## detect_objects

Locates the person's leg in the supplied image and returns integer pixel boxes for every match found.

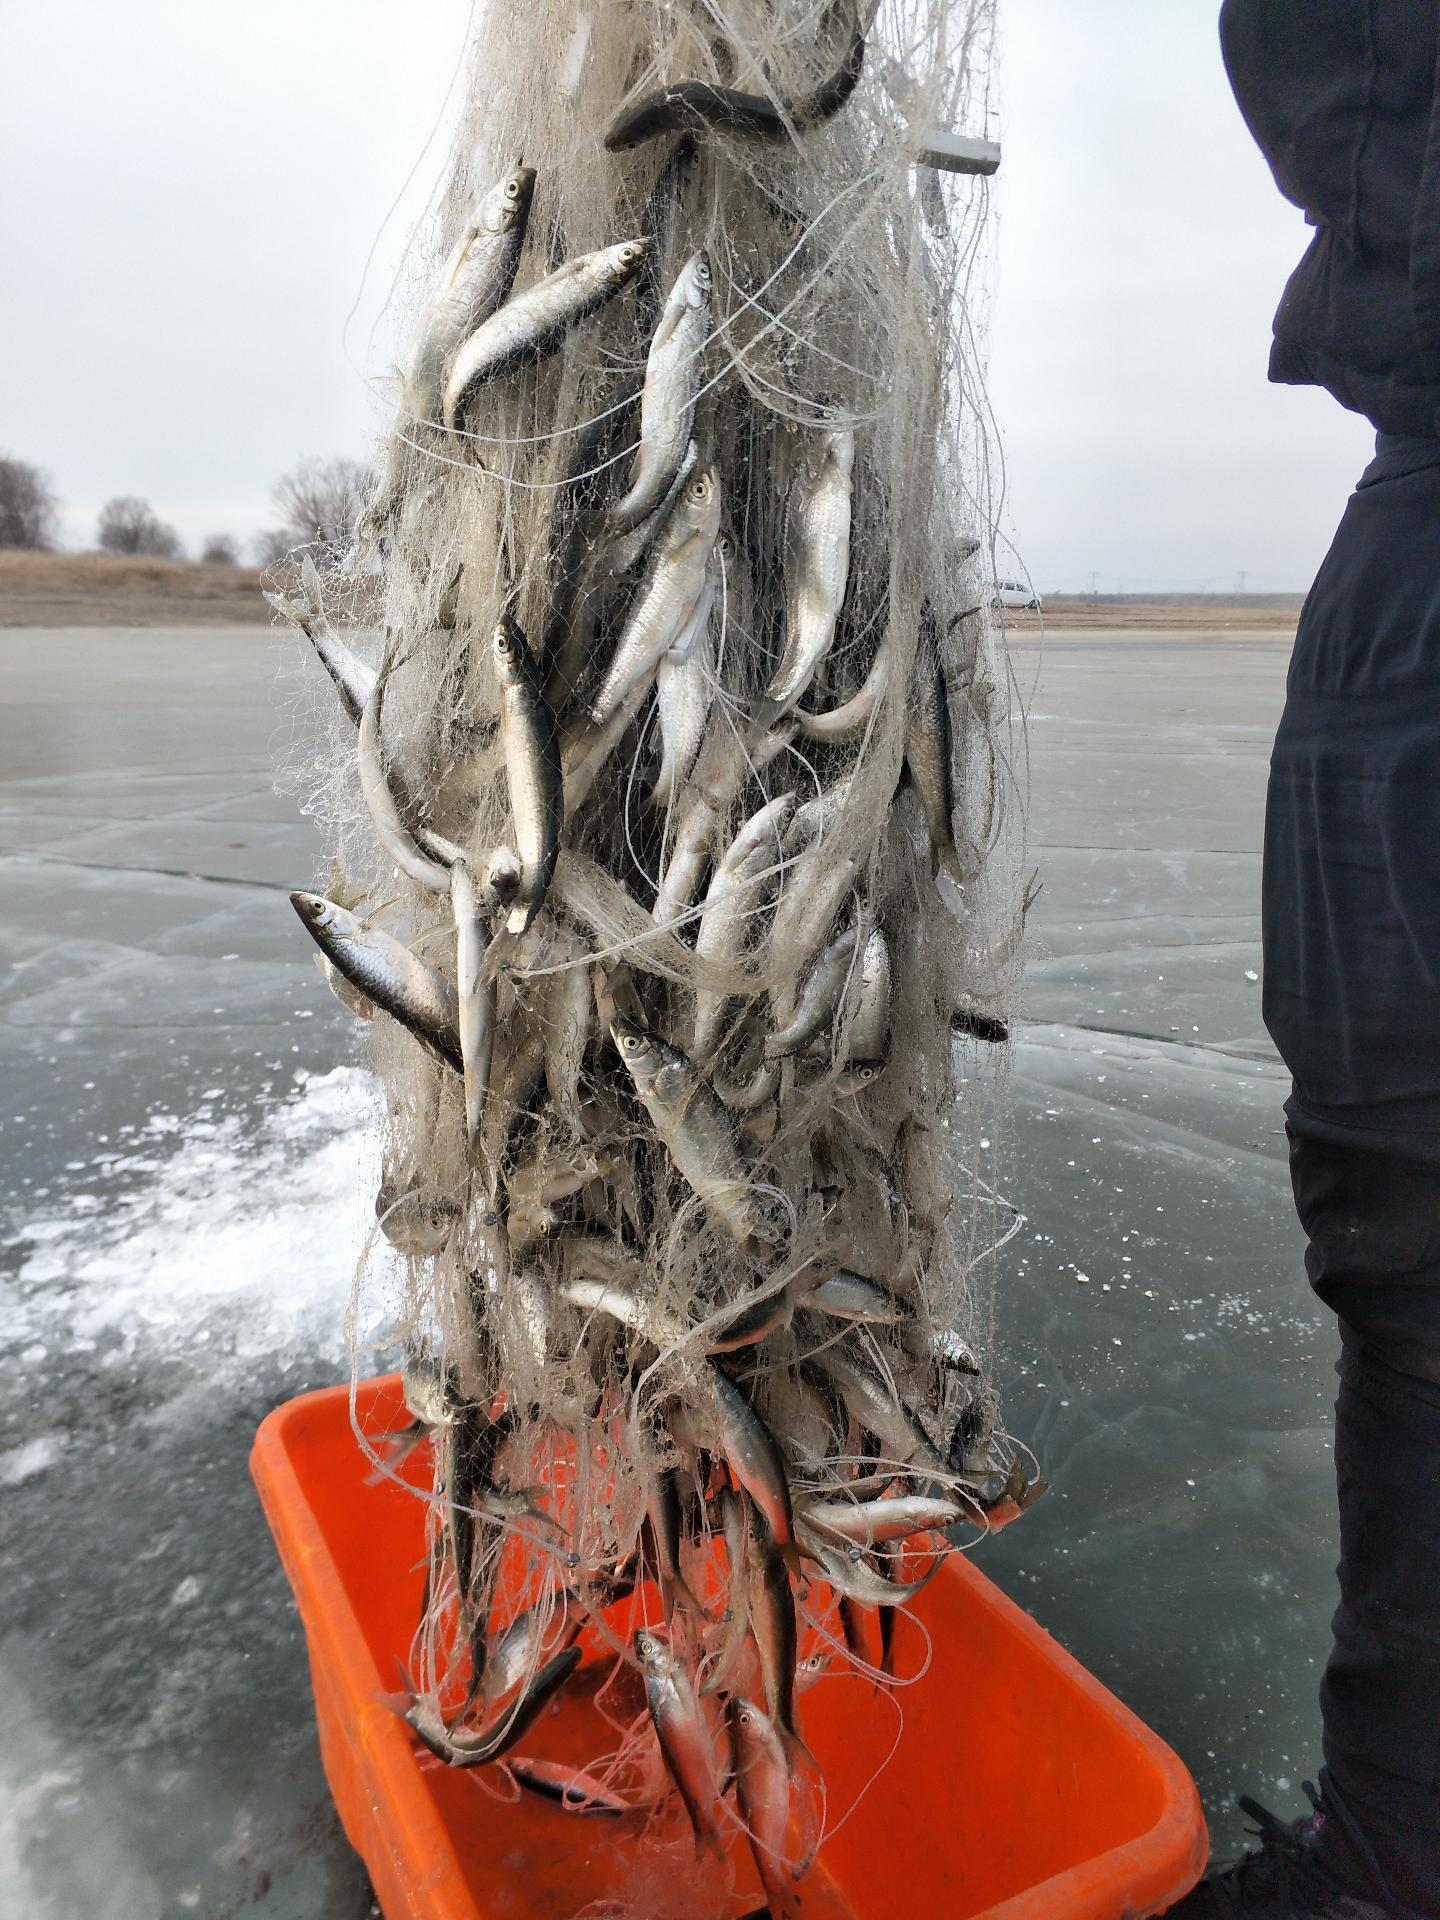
[1286,1125,1440,1912]
[1167,438,1440,1915]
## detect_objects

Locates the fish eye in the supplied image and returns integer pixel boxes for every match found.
[688,474,710,500]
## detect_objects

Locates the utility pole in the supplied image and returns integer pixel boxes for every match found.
[1236,569,1248,595]
[1085,570,1098,599]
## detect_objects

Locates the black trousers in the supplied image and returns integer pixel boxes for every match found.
[1264,434,1440,1908]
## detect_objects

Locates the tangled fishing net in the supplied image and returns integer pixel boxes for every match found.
[271,0,1039,1906]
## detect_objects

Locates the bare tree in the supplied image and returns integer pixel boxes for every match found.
[200,534,239,566]
[0,455,59,549]
[97,496,182,559]
[252,526,298,568]
[268,456,371,564]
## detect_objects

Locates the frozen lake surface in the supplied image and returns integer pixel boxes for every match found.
[0,625,1326,1914]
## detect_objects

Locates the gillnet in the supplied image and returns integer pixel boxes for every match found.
[272,0,1038,1903]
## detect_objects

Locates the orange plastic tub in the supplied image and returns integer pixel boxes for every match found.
[251,1375,1206,1919]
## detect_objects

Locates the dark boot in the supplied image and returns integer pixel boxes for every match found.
[1161,1778,1425,1918]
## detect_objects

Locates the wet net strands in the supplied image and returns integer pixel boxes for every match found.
[273,0,1038,1901]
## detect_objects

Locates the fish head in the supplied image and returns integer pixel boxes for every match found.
[610,1016,664,1086]
[632,1627,670,1674]
[491,613,529,687]
[678,466,722,543]
[611,236,654,280]
[291,890,341,935]
[682,249,711,306]
[480,163,536,233]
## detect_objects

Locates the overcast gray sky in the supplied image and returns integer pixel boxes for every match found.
[2,0,1376,588]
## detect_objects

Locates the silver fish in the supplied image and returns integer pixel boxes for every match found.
[651,559,716,806]
[494,614,563,934]
[796,1528,940,1608]
[377,1184,461,1256]
[561,1274,687,1348]
[265,553,377,725]
[407,1646,582,1768]
[402,1354,458,1428]
[538,935,594,1130]
[291,893,461,1071]
[764,926,858,1061]
[443,238,652,428]
[634,1628,724,1856]
[608,251,711,533]
[405,163,536,424]
[646,1467,702,1618]
[726,1697,799,1908]
[589,467,720,725]
[451,859,496,1149]
[507,1754,631,1814]
[709,1365,794,1548]
[610,1017,767,1247]
[690,792,797,1060]
[605,438,696,576]
[743,1496,799,1745]
[795,623,891,739]
[907,629,969,882]
[807,1269,903,1325]
[313,950,374,1020]
[847,926,891,1064]
[799,1494,967,1546]
[804,1345,948,1479]
[766,426,854,706]
[651,722,793,929]
[358,666,456,893]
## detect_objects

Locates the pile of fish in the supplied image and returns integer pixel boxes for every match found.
[271,0,1029,1899]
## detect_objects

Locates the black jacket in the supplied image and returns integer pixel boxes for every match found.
[1221,0,1440,434]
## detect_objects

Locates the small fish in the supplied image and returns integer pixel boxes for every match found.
[493,614,563,934]
[766,425,854,706]
[590,467,720,725]
[313,950,375,1020]
[804,1344,948,1479]
[450,859,496,1150]
[805,1268,904,1324]
[846,925,891,1065]
[796,1528,940,1608]
[709,1365,794,1548]
[291,893,462,1072]
[401,1354,458,1428]
[407,1646,582,1768]
[634,1628,724,1856]
[507,1754,631,1814]
[405,162,536,424]
[743,1497,800,1747]
[726,1697,802,1914]
[603,5,870,150]
[799,1494,967,1546]
[906,626,969,883]
[358,665,456,893]
[764,925,858,1060]
[651,558,716,805]
[690,791,797,1059]
[377,1183,461,1256]
[443,238,652,428]
[952,1004,1009,1044]
[264,553,377,725]
[794,624,891,739]
[610,1017,769,1247]
[485,1592,584,1706]
[608,251,711,532]
[605,439,697,576]
[561,1273,687,1348]
[646,1467,703,1618]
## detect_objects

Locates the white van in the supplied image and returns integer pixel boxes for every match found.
[992,578,1041,610]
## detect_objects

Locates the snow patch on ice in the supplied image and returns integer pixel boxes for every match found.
[2,1067,386,1374]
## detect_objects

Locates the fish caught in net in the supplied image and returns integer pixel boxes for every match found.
[270,0,1039,1900]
